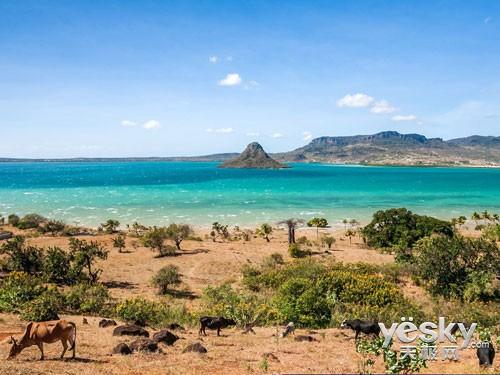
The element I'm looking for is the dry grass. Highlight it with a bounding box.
[0,226,496,374]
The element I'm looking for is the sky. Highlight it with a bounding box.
[0,0,499,158]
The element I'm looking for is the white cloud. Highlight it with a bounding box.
[226,56,233,61]
[271,133,284,139]
[243,80,259,90]
[142,120,161,130]
[302,131,313,141]
[121,120,137,127]
[370,100,396,114]
[246,132,260,137]
[336,93,374,108]
[218,73,242,86]
[209,55,219,63]
[206,127,234,133]
[392,115,417,122]
[484,16,492,24]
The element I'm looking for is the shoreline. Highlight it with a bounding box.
[1,158,500,168]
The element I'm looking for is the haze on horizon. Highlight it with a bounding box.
[1,0,499,158]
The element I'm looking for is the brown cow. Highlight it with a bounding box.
[8,320,77,360]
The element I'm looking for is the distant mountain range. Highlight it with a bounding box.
[2,131,500,166]
[274,131,500,166]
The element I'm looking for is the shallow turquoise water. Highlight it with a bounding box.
[0,162,499,227]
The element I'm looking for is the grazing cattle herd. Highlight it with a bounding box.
[3,317,496,369]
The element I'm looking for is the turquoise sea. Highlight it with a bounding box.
[0,162,499,227]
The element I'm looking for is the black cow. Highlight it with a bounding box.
[199,316,236,336]
[477,343,495,367]
[341,319,380,341]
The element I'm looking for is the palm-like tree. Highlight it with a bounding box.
[482,210,492,222]
[342,219,348,230]
[278,218,304,244]
[471,212,481,225]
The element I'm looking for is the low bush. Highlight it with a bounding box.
[115,297,193,326]
[288,243,308,258]
[201,284,272,326]
[42,247,73,284]
[16,213,48,230]
[0,272,45,313]
[65,283,113,315]
[20,288,63,322]
[8,214,20,226]
[239,259,425,328]
[0,236,44,274]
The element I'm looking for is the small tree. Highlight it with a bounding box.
[16,213,47,230]
[413,234,500,300]
[102,219,120,234]
[112,234,126,253]
[141,227,174,256]
[0,235,44,274]
[210,222,229,242]
[69,238,109,283]
[42,247,72,284]
[256,223,273,242]
[8,214,20,226]
[345,229,355,245]
[288,243,308,258]
[307,217,328,238]
[151,265,181,295]
[166,223,193,250]
[41,220,66,236]
[321,235,336,250]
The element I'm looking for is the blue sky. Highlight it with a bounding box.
[0,0,499,158]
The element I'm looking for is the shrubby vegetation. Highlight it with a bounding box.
[115,297,193,326]
[151,265,181,295]
[362,208,453,250]
[20,288,63,322]
[141,226,176,256]
[0,236,44,274]
[65,283,113,315]
[413,234,499,301]
[205,259,424,328]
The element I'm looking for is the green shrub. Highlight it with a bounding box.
[42,247,73,284]
[413,234,499,300]
[101,219,120,233]
[40,220,66,235]
[361,208,453,254]
[262,253,284,268]
[115,297,193,326]
[0,272,45,312]
[65,283,113,315]
[141,227,173,256]
[151,265,181,295]
[0,236,44,274]
[482,224,500,241]
[8,214,20,226]
[16,213,47,230]
[20,288,63,322]
[288,243,308,258]
[239,259,424,328]
[201,284,272,325]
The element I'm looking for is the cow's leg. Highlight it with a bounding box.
[37,342,44,360]
[60,339,68,359]
[354,330,360,342]
[217,328,221,336]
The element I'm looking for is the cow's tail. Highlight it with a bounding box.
[68,322,77,358]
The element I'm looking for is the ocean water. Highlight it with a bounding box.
[0,161,499,227]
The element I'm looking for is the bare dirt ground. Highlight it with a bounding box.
[0,227,497,374]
